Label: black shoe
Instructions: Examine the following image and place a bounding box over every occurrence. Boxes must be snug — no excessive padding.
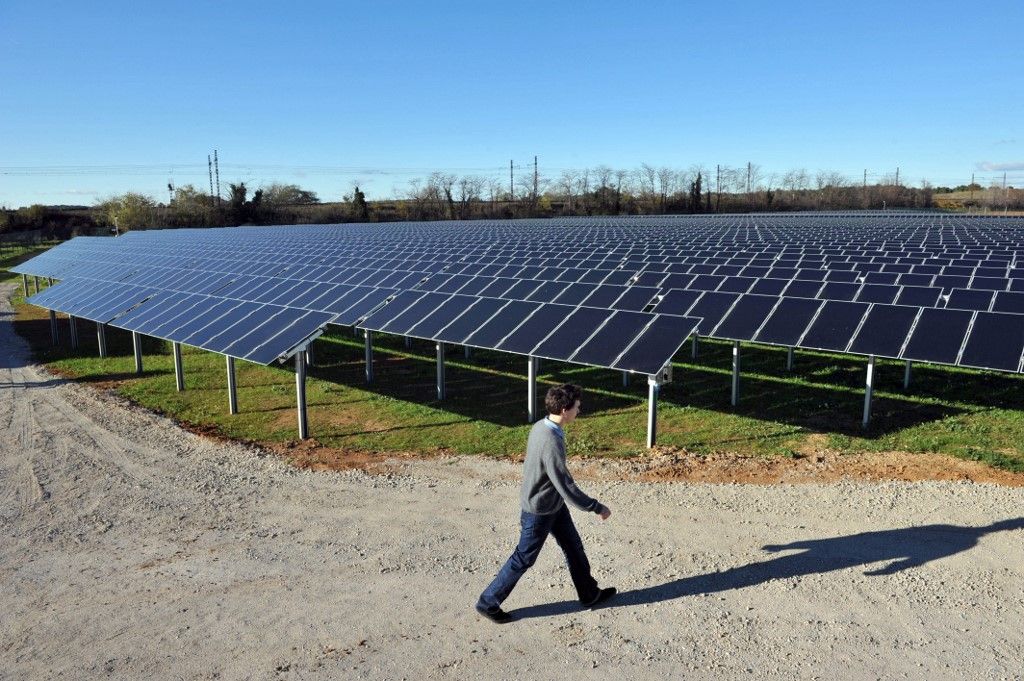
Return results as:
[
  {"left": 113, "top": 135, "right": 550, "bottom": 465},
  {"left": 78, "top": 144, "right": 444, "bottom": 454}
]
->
[
  {"left": 475, "top": 604, "right": 517, "bottom": 624},
  {"left": 582, "top": 587, "right": 616, "bottom": 609}
]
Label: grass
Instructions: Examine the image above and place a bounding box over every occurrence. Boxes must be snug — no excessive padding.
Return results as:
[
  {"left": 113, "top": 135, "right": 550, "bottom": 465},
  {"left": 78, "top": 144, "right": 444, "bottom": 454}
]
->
[
  {"left": 0, "top": 241, "right": 60, "bottom": 283},
  {"left": 9, "top": 279, "right": 1024, "bottom": 471}
]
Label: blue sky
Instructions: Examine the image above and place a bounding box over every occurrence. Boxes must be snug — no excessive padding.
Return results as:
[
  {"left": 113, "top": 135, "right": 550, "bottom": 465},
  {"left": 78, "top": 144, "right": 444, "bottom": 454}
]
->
[{"left": 2, "top": 0, "right": 1022, "bottom": 208}]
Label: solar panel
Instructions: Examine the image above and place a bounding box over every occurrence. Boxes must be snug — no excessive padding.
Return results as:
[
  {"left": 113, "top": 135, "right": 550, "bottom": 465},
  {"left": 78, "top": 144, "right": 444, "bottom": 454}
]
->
[
  {"left": 798, "top": 301, "right": 870, "bottom": 353},
  {"left": 710, "top": 294, "right": 778, "bottom": 341},
  {"left": 958, "top": 312, "right": 1024, "bottom": 372},
  {"left": 901, "top": 308, "right": 974, "bottom": 364},
  {"left": 847, "top": 305, "right": 919, "bottom": 357}
]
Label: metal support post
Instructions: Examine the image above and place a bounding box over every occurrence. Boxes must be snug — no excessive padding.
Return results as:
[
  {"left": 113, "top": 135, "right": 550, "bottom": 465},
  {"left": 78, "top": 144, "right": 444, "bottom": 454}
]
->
[
  {"left": 226, "top": 356, "right": 238, "bottom": 415},
  {"left": 365, "top": 331, "right": 374, "bottom": 383},
  {"left": 22, "top": 274, "right": 29, "bottom": 297},
  {"left": 33, "top": 276, "right": 39, "bottom": 295},
  {"left": 903, "top": 360, "right": 912, "bottom": 390},
  {"left": 132, "top": 332, "right": 143, "bottom": 374},
  {"left": 622, "top": 371, "right": 629, "bottom": 387},
  {"left": 405, "top": 335, "right": 412, "bottom": 349},
  {"left": 96, "top": 323, "right": 107, "bottom": 358},
  {"left": 173, "top": 342, "right": 184, "bottom": 391},
  {"left": 48, "top": 277, "right": 54, "bottom": 286},
  {"left": 296, "top": 351, "right": 309, "bottom": 440},
  {"left": 435, "top": 342, "right": 446, "bottom": 400},
  {"left": 786, "top": 347, "right": 795, "bottom": 371},
  {"left": 646, "top": 376, "right": 661, "bottom": 448},
  {"left": 731, "top": 341, "right": 741, "bottom": 406},
  {"left": 304, "top": 341, "right": 314, "bottom": 368},
  {"left": 68, "top": 315, "right": 79, "bottom": 349},
  {"left": 692, "top": 335, "right": 699, "bottom": 359},
  {"left": 527, "top": 356, "right": 538, "bottom": 422},
  {"left": 862, "top": 355, "right": 876, "bottom": 428},
  {"left": 49, "top": 310, "right": 58, "bottom": 345},
  {"left": 464, "top": 345, "right": 471, "bottom": 359}
]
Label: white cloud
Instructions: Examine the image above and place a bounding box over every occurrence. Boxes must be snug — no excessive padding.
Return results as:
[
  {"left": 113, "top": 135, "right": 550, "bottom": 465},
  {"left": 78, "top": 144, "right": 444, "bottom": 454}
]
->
[{"left": 975, "top": 161, "right": 1024, "bottom": 172}]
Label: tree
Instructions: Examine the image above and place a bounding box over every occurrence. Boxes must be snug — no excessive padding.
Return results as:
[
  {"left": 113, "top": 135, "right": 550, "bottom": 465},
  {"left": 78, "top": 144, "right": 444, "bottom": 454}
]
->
[
  {"left": 351, "top": 185, "right": 368, "bottom": 220},
  {"left": 261, "top": 183, "right": 320, "bottom": 206},
  {"left": 689, "top": 172, "right": 703, "bottom": 213},
  {"left": 96, "top": 192, "right": 158, "bottom": 232}
]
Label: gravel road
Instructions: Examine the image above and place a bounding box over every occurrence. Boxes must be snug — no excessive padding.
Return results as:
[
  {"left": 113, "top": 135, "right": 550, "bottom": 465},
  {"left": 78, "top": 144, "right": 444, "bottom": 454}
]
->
[{"left": 2, "top": 283, "right": 1024, "bottom": 680}]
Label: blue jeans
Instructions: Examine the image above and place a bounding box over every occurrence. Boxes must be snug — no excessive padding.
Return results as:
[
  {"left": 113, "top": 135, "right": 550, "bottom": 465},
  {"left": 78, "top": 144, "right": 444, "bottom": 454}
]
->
[{"left": 477, "top": 505, "right": 599, "bottom": 611}]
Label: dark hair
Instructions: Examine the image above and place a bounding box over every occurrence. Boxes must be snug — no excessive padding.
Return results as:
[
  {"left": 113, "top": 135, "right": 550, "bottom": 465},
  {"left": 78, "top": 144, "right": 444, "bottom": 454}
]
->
[{"left": 545, "top": 384, "right": 582, "bottom": 416}]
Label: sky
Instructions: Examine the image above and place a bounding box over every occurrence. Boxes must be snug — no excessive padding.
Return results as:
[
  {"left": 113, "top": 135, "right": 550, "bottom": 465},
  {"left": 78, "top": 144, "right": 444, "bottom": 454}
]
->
[{"left": 1, "top": 0, "right": 1022, "bottom": 208}]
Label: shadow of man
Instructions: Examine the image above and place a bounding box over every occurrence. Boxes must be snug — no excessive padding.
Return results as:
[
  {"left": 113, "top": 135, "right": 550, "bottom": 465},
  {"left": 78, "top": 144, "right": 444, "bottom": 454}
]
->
[{"left": 512, "top": 518, "right": 1024, "bottom": 620}]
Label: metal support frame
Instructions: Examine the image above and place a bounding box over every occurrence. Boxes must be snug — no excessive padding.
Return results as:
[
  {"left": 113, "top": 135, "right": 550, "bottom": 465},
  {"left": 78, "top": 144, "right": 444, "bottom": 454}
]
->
[
  {"left": 527, "top": 356, "right": 538, "bottom": 422},
  {"left": 862, "top": 355, "right": 876, "bottom": 428},
  {"left": 173, "top": 342, "right": 184, "bottom": 391},
  {"left": 304, "top": 341, "right": 314, "bottom": 368},
  {"left": 33, "top": 276, "right": 40, "bottom": 295},
  {"left": 296, "top": 351, "right": 309, "bottom": 440},
  {"left": 49, "top": 310, "right": 58, "bottom": 345},
  {"left": 226, "top": 356, "right": 238, "bottom": 415},
  {"left": 404, "top": 335, "right": 412, "bottom": 349},
  {"left": 646, "top": 376, "right": 661, "bottom": 448},
  {"left": 786, "top": 347, "right": 795, "bottom": 371},
  {"left": 692, "top": 335, "right": 699, "bottom": 359},
  {"left": 48, "top": 277, "right": 54, "bottom": 286},
  {"left": 364, "top": 331, "right": 374, "bottom": 383},
  {"left": 731, "top": 341, "right": 741, "bottom": 406},
  {"left": 96, "top": 323, "right": 107, "bottom": 358},
  {"left": 903, "top": 360, "right": 912, "bottom": 390},
  {"left": 464, "top": 345, "right": 471, "bottom": 359},
  {"left": 68, "top": 315, "right": 79, "bottom": 349},
  {"left": 435, "top": 342, "right": 446, "bottom": 400},
  {"left": 22, "top": 274, "right": 29, "bottom": 297},
  {"left": 132, "top": 332, "right": 143, "bottom": 374},
  {"left": 622, "top": 371, "right": 629, "bottom": 387}
]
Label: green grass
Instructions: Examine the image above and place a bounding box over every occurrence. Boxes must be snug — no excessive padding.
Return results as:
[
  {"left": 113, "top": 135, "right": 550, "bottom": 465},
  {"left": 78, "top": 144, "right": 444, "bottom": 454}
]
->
[
  {"left": 0, "top": 241, "right": 60, "bottom": 283},
  {"left": 9, "top": 286, "right": 1024, "bottom": 472}
]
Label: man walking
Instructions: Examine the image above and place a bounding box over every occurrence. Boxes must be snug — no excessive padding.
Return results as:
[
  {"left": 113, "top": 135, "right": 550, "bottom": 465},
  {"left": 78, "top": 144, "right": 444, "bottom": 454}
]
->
[{"left": 475, "top": 383, "right": 615, "bottom": 624}]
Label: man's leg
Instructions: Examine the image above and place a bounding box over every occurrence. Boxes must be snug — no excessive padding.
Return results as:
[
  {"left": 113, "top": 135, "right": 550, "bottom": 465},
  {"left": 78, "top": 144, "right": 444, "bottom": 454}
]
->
[
  {"left": 477, "top": 511, "right": 553, "bottom": 612},
  {"left": 549, "top": 505, "right": 599, "bottom": 604}
]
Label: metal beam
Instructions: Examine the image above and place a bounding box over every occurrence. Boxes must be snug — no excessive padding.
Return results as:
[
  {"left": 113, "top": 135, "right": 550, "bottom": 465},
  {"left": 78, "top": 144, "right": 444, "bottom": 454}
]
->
[
  {"left": 527, "top": 356, "right": 538, "bottom": 422},
  {"left": 691, "top": 335, "right": 699, "bottom": 359},
  {"left": 304, "top": 341, "right": 314, "bottom": 368},
  {"left": 296, "top": 351, "right": 309, "bottom": 440},
  {"left": 903, "top": 360, "right": 912, "bottom": 391},
  {"left": 364, "top": 331, "right": 374, "bottom": 383},
  {"left": 731, "top": 341, "right": 741, "bottom": 406},
  {"left": 862, "top": 355, "right": 876, "bottom": 428},
  {"left": 68, "top": 315, "right": 79, "bottom": 350},
  {"left": 22, "top": 274, "right": 29, "bottom": 297},
  {"left": 132, "top": 332, "right": 143, "bottom": 374},
  {"left": 435, "top": 342, "right": 446, "bottom": 400},
  {"left": 464, "top": 345, "right": 471, "bottom": 359},
  {"left": 96, "top": 323, "right": 107, "bottom": 358},
  {"left": 226, "top": 356, "right": 238, "bottom": 415},
  {"left": 786, "top": 347, "right": 795, "bottom": 371},
  {"left": 33, "top": 276, "right": 39, "bottom": 295},
  {"left": 622, "top": 371, "right": 629, "bottom": 387},
  {"left": 173, "top": 342, "right": 184, "bottom": 391},
  {"left": 49, "top": 310, "right": 58, "bottom": 345},
  {"left": 646, "top": 376, "right": 661, "bottom": 448},
  {"left": 404, "top": 335, "right": 411, "bottom": 348}
]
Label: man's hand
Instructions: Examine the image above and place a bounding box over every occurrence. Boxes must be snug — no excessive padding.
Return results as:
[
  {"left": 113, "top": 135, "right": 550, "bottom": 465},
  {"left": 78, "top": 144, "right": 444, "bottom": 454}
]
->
[{"left": 599, "top": 506, "right": 611, "bottom": 520}]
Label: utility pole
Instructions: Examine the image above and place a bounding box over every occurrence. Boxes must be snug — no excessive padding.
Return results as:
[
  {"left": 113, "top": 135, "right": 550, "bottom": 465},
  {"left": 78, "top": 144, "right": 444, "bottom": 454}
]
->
[
  {"left": 214, "top": 150, "right": 221, "bottom": 207},
  {"left": 509, "top": 159, "right": 514, "bottom": 207},
  {"left": 167, "top": 180, "right": 174, "bottom": 204},
  {"left": 716, "top": 164, "right": 721, "bottom": 213},
  {"left": 971, "top": 173, "right": 975, "bottom": 203},
  {"left": 895, "top": 166, "right": 900, "bottom": 187},
  {"left": 208, "top": 155, "right": 214, "bottom": 201},
  {"left": 1005, "top": 171, "right": 1009, "bottom": 213},
  {"left": 533, "top": 155, "right": 538, "bottom": 203},
  {"left": 746, "top": 162, "right": 751, "bottom": 194}
]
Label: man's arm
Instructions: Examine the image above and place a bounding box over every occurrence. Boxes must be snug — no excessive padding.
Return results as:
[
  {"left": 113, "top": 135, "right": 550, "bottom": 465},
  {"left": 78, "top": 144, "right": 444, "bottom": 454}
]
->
[{"left": 542, "top": 441, "right": 607, "bottom": 515}]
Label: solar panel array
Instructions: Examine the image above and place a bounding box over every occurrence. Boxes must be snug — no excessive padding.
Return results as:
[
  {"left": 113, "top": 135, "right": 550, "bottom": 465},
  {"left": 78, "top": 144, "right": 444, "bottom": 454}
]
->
[{"left": 14, "top": 213, "right": 1024, "bottom": 374}]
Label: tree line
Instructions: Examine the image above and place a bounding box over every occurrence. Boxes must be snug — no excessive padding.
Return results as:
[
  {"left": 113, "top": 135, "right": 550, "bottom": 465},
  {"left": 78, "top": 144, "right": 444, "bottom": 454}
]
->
[{"left": 2, "top": 165, "right": 1021, "bottom": 236}]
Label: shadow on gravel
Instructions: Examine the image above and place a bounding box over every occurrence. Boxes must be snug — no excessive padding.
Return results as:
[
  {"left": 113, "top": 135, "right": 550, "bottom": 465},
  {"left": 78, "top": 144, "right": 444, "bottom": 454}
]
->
[{"left": 511, "top": 518, "right": 1024, "bottom": 620}]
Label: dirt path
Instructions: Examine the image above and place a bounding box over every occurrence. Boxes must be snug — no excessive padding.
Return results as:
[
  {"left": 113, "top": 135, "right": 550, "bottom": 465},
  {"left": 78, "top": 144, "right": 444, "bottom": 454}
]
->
[{"left": 2, "top": 283, "right": 1024, "bottom": 680}]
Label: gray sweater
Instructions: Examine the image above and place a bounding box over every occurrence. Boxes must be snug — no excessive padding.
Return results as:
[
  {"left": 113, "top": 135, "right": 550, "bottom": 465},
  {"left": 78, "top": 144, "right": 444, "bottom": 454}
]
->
[{"left": 520, "top": 418, "right": 607, "bottom": 516}]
